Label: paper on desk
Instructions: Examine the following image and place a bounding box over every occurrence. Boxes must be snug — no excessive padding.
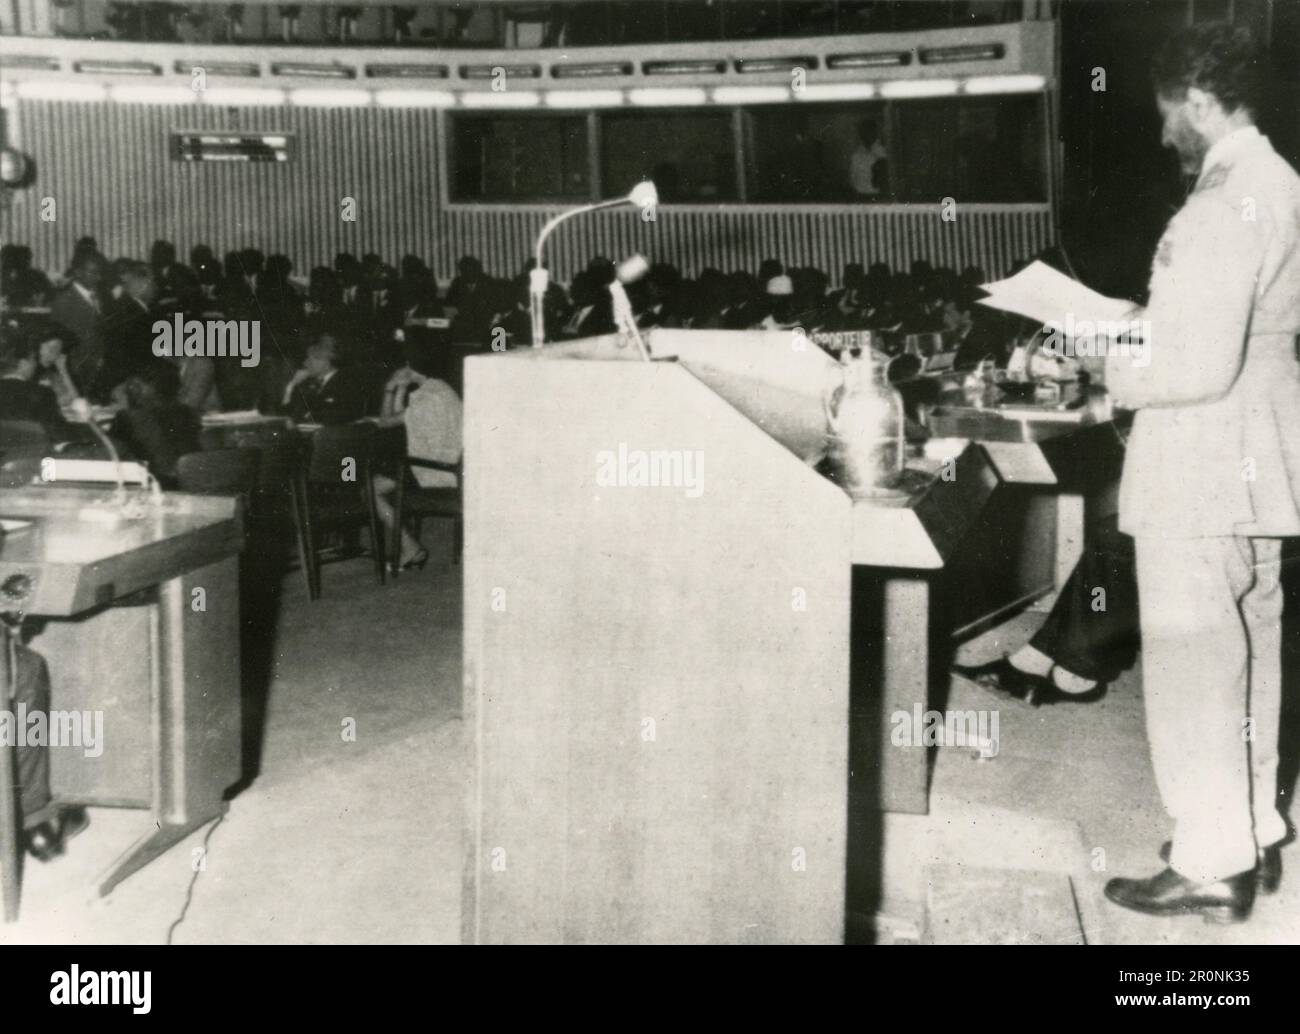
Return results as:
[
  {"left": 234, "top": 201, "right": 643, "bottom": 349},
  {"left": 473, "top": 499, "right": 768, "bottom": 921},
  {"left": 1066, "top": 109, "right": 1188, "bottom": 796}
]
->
[
  {"left": 201, "top": 409, "right": 265, "bottom": 424},
  {"left": 976, "top": 261, "right": 1136, "bottom": 327}
]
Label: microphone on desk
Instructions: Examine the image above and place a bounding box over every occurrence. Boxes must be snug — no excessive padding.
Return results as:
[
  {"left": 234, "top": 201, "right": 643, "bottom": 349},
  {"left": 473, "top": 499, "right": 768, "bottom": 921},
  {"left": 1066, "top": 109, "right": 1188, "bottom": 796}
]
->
[
  {"left": 66, "top": 401, "right": 163, "bottom": 511},
  {"left": 529, "top": 181, "right": 658, "bottom": 348},
  {"left": 610, "top": 253, "right": 652, "bottom": 362}
]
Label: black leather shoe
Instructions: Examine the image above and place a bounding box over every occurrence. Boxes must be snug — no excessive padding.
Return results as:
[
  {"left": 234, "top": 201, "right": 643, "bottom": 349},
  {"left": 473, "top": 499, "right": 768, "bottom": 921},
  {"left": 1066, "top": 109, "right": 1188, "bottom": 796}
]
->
[
  {"left": 951, "top": 656, "right": 1104, "bottom": 707},
  {"left": 1104, "top": 866, "right": 1255, "bottom": 924},
  {"left": 22, "top": 822, "right": 64, "bottom": 862},
  {"left": 21, "top": 807, "right": 90, "bottom": 863},
  {"left": 1160, "top": 840, "right": 1282, "bottom": 895}
]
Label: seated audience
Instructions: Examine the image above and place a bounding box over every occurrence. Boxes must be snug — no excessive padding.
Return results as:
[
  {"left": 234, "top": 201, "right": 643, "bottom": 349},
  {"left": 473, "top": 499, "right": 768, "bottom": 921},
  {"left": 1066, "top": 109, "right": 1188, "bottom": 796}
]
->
[
  {"left": 282, "top": 334, "right": 370, "bottom": 425},
  {"left": 109, "top": 360, "right": 201, "bottom": 486},
  {"left": 49, "top": 249, "right": 109, "bottom": 400},
  {"left": 0, "top": 329, "right": 92, "bottom": 445}
]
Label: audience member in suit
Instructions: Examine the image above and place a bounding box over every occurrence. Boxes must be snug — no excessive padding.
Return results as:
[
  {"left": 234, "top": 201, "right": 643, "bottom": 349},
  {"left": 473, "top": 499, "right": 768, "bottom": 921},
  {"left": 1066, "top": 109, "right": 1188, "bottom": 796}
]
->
[
  {"left": 259, "top": 253, "right": 305, "bottom": 355},
  {"left": 491, "top": 280, "right": 534, "bottom": 346},
  {"left": 335, "top": 252, "right": 364, "bottom": 308},
  {"left": 398, "top": 254, "right": 439, "bottom": 313},
  {"left": 150, "top": 239, "right": 199, "bottom": 311},
  {"left": 1, "top": 244, "right": 53, "bottom": 307},
  {"left": 282, "top": 334, "right": 370, "bottom": 426},
  {"left": 445, "top": 255, "right": 485, "bottom": 309},
  {"left": 557, "top": 270, "right": 614, "bottom": 339},
  {"left": 109, "top": 360, "right": 201, "bottom": 487},
  {"left": 64, "top": 237, "right": 100, "bottom": 278},
  {"left": 191, "top": 245, "right": 223, "bottom": 304},
  {"left": 0, "top": 331, "right": 92, "bottom": 446},
  {"left": 49, "top": 250, "right": 109, "bottom": 400},
  {"left": 356, "top": 255, "right": 404, "bottom": 363},
  {"left": 4, "top": 632, "right": 91, "bottom": 863},
  {"left": 102, "top": 261, "right": 161, "bottom": 395},
  {"left": 219, "top": 247, "right": 265, "bottom": 317}
]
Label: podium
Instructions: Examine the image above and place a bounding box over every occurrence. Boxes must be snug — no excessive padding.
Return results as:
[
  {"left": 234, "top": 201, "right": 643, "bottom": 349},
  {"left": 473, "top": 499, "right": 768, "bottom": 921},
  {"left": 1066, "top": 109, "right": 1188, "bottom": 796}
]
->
[
  {"left": 0, "top": 487, "right": 243, "bottom": 919},
  {"left": 461, "top": 331, "right": 999, "bottom": 944}
]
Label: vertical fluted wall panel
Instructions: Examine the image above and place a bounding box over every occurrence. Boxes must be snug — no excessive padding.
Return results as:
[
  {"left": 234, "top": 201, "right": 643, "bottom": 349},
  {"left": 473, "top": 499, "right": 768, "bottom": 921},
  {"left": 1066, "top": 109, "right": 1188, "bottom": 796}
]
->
[{"left": 9, "top": 99, "right": 1053, "bottom": 284}]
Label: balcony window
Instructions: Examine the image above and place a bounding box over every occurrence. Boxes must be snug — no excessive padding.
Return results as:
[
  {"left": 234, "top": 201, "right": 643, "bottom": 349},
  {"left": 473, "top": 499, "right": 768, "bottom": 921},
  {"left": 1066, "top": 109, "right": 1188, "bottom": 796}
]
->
[
  {"left": 450, "top": 113, "right": 590, "bottom": 202},
  {"left": 599, "top": 110, "right": 737, "bottom": 202}
]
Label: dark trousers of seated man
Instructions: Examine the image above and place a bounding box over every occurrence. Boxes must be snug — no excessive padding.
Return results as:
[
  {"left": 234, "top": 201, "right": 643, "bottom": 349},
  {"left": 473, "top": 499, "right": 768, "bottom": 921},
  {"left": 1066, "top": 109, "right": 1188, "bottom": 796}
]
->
[
  {"left": 1028, "top": 513, "right": 1139, "bottom": 684},
  {"left": 8, "top": 642, "right": 58, "bottom": 830}
]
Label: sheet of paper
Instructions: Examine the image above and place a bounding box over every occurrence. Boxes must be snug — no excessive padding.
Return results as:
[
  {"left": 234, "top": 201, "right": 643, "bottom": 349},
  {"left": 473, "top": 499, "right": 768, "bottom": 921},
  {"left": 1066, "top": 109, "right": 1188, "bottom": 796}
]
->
[{"left": 976, "top": 261, "right": 1137, "bottom": 327}]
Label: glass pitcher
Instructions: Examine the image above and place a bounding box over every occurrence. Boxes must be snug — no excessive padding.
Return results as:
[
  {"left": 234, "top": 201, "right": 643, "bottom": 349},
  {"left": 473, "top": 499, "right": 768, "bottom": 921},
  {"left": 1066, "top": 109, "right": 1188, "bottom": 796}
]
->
[{"left": 824, "top": 351, "right": 905, "bottom": 497}]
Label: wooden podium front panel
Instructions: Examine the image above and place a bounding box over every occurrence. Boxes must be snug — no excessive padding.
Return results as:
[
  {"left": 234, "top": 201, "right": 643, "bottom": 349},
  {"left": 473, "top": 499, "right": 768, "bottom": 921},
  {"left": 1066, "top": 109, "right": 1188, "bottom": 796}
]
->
[{"left": 464, "top": 356, "right": 852, "bottom": 944}]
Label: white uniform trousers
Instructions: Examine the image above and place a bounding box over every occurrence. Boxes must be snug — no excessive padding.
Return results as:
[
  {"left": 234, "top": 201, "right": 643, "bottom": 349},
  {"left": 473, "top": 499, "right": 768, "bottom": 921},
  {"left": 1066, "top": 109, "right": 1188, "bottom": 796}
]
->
[{"left": 1134, "top": 534, "right": 1289, "bottom": 884}]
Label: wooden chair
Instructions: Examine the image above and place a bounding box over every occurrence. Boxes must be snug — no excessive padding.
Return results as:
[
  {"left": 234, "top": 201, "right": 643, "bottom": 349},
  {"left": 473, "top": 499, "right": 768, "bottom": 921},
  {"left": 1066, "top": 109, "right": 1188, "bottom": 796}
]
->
[
  {"left": 391, "top": 454, "right": 463, "bottom": 573},
  {"left": 301, "top": 423, "right": 386, "bottom": 599}
]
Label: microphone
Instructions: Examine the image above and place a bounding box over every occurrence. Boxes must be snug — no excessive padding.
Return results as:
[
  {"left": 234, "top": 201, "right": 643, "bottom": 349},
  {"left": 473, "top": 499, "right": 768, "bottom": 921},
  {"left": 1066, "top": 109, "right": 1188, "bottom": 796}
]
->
[
  {"left": 529, "top": 181, "right": 657, "bottom": 347},
  {"left": 609, "top": 253, "right": 651, "bottom": 362},
  {"left": 65, "top": 401, "right": 163, "bottom": 512}
]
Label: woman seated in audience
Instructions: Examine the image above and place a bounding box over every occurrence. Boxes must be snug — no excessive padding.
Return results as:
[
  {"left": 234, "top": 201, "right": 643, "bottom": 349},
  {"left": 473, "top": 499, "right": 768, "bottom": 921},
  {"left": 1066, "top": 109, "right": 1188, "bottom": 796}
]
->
[
  {"left": 109, "top": 360, "right": 200, "bottom": 487},
  {"left": 0, "top": 327, "right": 93, "bottom": 446},
  {"left": 369, "top": 346, "right": 462, "bottom": 572},
  {"left": 27, "top": 320, "right": 86, "bottom": 410}
]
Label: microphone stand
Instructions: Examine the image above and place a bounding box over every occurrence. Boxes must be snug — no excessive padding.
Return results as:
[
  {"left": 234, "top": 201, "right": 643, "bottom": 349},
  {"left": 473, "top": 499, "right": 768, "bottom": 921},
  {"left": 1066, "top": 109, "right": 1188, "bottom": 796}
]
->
[
  {"left": 608, "top": 280, "right": 651, "bottom": 362},
  {"left": 530, "top": 182, "right": 657, "bottom": 348}
]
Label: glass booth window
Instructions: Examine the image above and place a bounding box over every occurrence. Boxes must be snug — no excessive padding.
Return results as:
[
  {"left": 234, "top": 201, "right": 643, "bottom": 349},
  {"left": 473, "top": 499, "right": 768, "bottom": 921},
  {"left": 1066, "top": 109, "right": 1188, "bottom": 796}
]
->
[
  {"left": 600, "top": 110, "right": 738, "bottom": 202},
  {"left": 891, "top": 95, "right": 1047, "bottom": 203},
  {"left": 451, "top": 115, "right": 590, "bottom": 202},
  {"left": 745, "top": 103, "right": 891, "bottom": 202}
]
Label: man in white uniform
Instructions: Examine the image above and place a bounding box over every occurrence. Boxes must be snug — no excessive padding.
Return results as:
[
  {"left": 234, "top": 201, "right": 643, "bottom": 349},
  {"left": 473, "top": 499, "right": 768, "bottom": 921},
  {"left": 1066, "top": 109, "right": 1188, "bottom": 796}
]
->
[{"left": 1101, "top": 24, "right": 1300, "bottom": 923}]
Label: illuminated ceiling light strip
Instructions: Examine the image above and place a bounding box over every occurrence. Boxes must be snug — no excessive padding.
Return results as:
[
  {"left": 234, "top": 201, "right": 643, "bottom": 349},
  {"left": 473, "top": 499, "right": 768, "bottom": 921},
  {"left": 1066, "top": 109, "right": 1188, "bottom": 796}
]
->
[
  {"left": 272, "top": 63, "right": 356, "bottom": 79},
  {"left": 202, "top": 87, "right": 286, "bottom": 106},
  {"left": 72, "top": 60, "right": 161, "bottom": 76},
  {"left": 827, "top": 51, "right": 911, "bottom": 69},
  {"left": 552, "top": 62, "right": 633, "bottom": 79},
  {"left": 459, "top": 90, "right": 541, "bottom": 109},
  {"left": 712, "top": 85, "right": 791, "bottom": 105},
  {"left": 962, "top": 74, "right": 1046, "bottom": 95},
  {"left": 2, "top": 55, "right": 61, "bottom": 71},
  {"left": 643, "top": 60, "right": 726, "bottom": 76},
  {"left": 374, "top": 89, "right": 456, "bottom": 108},
  {"left": 878, "top": 78, "right": 959, "bottom": 98},
  {"left": 627, "top": 87, "right": 708, "bottom": 107},
  {"left": 461, "top": 64, "right": 541, "bottom": 80},
  {"left": 16, "top": 80, "right": 107, "bottom": 102},
  {"left": 544, "top": 89, "right": 623, "bottom": 108},
  {"left": 920, "top": 44, "right": 1006, "bottom": 64},
  {"left": 175, "top": 60, "right": 260, "bottom": 78},
  {"left": 110, "top": 84, "right": 196, "bottom": 104},
  {"left": 795, "top": 82, "right": 878, "bottom": 101},
  {"left": 290, "top": 88, "right": 371, "bottom": 107},
  {"left": 735, "top": 56, "right": 817, "bottom": 74},
  {"left": 366, "top": 64, "right": 449, "bottom": 79}
]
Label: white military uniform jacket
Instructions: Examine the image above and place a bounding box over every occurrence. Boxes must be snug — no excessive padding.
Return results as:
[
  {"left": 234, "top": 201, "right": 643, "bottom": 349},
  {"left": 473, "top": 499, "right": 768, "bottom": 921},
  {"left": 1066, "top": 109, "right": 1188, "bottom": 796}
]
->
[{"left": 1106, "top": 125, "right": 1300, "bottom": 538}]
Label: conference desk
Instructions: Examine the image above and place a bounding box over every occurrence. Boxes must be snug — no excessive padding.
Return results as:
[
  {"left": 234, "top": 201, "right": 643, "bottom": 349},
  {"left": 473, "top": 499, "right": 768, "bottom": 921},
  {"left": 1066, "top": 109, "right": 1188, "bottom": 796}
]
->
[{"left": 0, "top": 485, "right": 243, "bottom": 920}]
